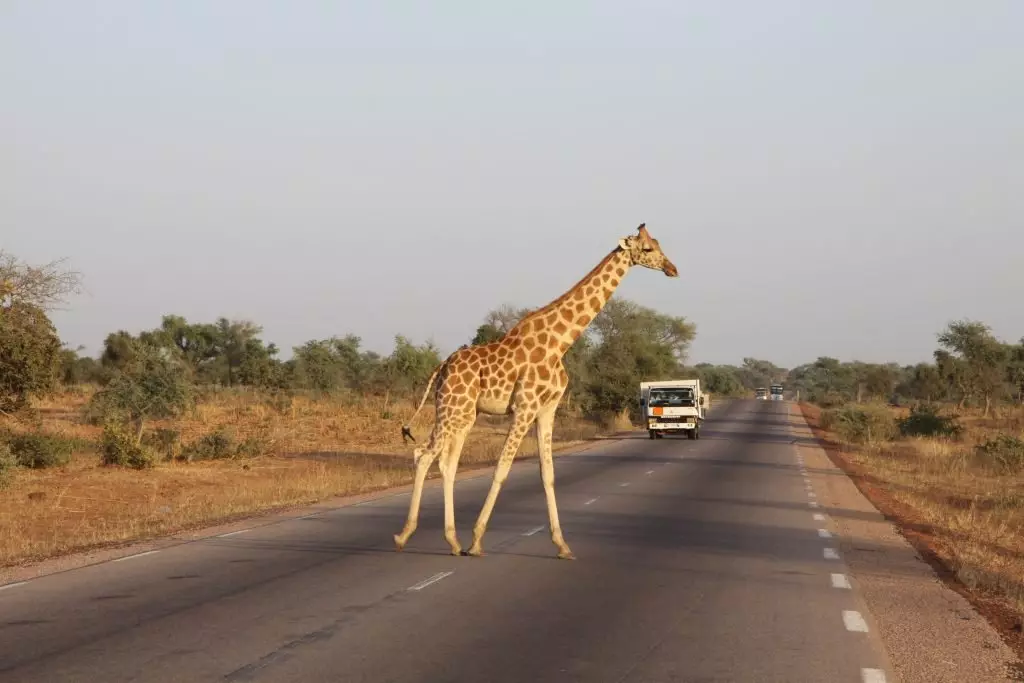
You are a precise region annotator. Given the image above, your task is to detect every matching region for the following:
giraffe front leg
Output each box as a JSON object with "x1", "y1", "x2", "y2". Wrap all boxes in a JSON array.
[
  {"x1": 466, "y1": 409, "x2": 535, "y2": 557},
  {"x1": 536, "y1": 401, "x2": 574, "y2": 560}
]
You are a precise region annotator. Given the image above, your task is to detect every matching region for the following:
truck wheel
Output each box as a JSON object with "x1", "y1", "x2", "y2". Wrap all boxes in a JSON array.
[
  {"x1": 694, "y1": 428, "x2": 701, "y2": 440},
  {"x1": 649, "y1": 430, "x2": 656, "y2": 440},
  {"x1": 655, "y1": 432, "x2": 664, "y2": 439}
]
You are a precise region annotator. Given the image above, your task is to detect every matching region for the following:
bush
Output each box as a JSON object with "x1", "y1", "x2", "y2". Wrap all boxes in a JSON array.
[
  {"x1": 975, "y1": 434, "x2": 1024, "y2": 472},
  {"x1": 825, "y1": 404, "x2": 898, "y2": 444},
  {"x1": 100, "y1": 422, "x2": 157, "y2": 469},
  {"x1": 0, "y1": 442, "x2": 16, "y2": 489},
  {"x1": 180, "y1": 427, "x2": 237, "y2": 462},
  {"x1": 142, "y1": 428, "x2": 180, "y2": 461},
  {"x1": 897, "y1": 403, "x2": 963, "y2": 439},
  {"x1": 6, "y1": 431, "x2": 74, "y2": 468}
]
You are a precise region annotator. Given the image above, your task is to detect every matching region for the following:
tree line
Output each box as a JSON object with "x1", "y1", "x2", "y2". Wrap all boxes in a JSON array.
[{"x1": 4, "y1": 249, "x2": 1020, "y2": 435}]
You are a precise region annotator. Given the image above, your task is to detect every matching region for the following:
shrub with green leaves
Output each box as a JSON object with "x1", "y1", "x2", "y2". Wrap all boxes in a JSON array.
[
  {"x1": 0, "y1": 441, "x2": 16, "y2": 488},
  {"x1": 897, "y1": 403, "x2": 963, "y2": 439},
  {"x1": 180, "y1": 427, "x2": 237, "y2": 462},
  {"x1": 975, "y1": 434, "x2": 1024, "y2": 472},
  {"x1": 86, "y1": 339, "x2": 194, "y2": 453},
  {"x1": 142, "y1": 428, "x2": 180, "y2": 462},
  {"x1": 6, "y1": 431, "x2": 74, "y2": 469},
  {"x1": 826, "y1": 404, "x2": 898, "y2": 444},
  {"x1": 100, "y1": 421, "x2": 157, "y2": 469}
]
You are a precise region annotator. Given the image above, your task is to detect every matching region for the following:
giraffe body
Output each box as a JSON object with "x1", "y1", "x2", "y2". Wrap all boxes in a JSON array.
[{"x1": 393, "y1": 223, "x2": 678, "y2": 558}]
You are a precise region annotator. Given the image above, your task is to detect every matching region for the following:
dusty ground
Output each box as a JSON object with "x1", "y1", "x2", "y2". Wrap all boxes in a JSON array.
[{"x1": 796, "y1": 402, "x2": 1024, "y2": 681}]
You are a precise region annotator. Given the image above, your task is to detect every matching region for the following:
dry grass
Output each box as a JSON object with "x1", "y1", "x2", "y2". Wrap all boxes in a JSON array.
[
  {"x1": 802, "y1": 402, "x2": 1024, "y2": 618},
  {"x1": 0, "y1": 387, "x2": 607, "y2": 568}
]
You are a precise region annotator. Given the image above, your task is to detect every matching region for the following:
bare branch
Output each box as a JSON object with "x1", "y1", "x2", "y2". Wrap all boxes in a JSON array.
[{"x1": 0, "y1": 250, "x2": 83, "y2": 312}]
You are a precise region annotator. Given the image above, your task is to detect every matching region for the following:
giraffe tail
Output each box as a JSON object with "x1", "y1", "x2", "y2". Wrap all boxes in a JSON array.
[{"x1": 401, "y1": 347, "x2": 463, "y2": 444}]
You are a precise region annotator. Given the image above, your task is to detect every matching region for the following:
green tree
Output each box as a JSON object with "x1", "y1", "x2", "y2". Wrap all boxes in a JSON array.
[
  {"x1": 937, "y1": 320, "x2": 1007, "y2": 416},
  {"x1": 88, "y1": 339, "x2": 195, "y2": 445},
  {"x1": 0, "y1": 303, "x2": 63, "y2": 412}
]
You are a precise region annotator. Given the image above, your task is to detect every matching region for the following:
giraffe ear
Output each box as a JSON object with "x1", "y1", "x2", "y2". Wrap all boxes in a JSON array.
[
  {"x1": 618, "y1": 238, "x2": 630, "y2": 250},
  {"x1": 636, "y1": 223, "x2": 653, "y2": 247}
]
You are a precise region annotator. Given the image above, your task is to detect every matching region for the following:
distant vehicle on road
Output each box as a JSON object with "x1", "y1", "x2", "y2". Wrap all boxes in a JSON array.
[
  {"x1": 640, "y1": 379, "x2": 706, "y2": 440},
  {"x1": 755, "y1": 387, "x2": 768, "y2": 400},
  {"x1": 770, "y1": 384, "x2": 784, "y2": 401}
]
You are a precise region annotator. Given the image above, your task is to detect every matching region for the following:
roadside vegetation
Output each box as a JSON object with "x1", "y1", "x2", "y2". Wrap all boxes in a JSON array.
[{"x1": 789, "y1": 322, "x2": 1024, "y2": 652}]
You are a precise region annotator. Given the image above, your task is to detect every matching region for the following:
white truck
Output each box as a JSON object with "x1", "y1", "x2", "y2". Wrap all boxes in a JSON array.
[{"x1": 639, "y1": 379, "x2": 707, "y2": 440}]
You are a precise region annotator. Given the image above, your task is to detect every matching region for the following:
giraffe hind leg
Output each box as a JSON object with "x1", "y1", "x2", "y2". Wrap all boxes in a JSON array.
[{"x1": 393, "y1": 423, "x2": 447, "y2": 551}]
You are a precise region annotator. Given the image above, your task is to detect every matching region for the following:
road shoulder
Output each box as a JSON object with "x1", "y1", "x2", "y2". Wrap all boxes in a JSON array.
[{"x1": 790, "y1": 403, "x2": 1022, "y2": 682}]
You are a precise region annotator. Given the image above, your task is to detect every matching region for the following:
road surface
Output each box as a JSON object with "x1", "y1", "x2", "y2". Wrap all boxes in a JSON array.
[{"x1": 0, "y1": 400, "x2": 895, "y2": 682}]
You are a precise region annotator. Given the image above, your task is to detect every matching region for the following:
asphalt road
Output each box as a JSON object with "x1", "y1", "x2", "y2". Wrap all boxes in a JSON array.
[{"x1": 0, "y1": 400, "x2": 896, "y2": 682}]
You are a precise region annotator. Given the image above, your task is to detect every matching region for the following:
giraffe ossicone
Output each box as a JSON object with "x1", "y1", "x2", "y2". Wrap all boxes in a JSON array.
[{"x1": 393, "y1": 223, "x2": 678, "y2": 559}]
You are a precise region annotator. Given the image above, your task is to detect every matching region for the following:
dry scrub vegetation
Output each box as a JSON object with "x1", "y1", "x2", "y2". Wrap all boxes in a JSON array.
[
  {"x1": 800, "y1": 401, "x2": 1024, "y2": 636},
  {"x1": 0, "y1": 387, "x2": 607, "y2": 567}
]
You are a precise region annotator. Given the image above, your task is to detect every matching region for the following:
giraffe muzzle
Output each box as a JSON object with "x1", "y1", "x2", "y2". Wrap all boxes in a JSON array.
[{"x1": 663, "y1": 261, "x2": 679, "y2": 277}]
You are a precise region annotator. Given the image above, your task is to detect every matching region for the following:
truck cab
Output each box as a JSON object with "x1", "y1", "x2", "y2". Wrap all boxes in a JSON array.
[
  {"x1": 755, "y1": 387, "x2": 768, "y2": 400},
  {"x1": 770, "y1": 384, "x2": 784, "y2": 401},
  {"x1": 639, "y1": 379, "x2": 705, "y2": 440}
]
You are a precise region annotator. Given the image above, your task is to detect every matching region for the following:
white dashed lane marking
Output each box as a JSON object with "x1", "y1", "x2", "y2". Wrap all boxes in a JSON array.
[
  {"x1": 824, "y1": 548, "x2": 840, "y2": 560},
  {"x1": 831, "y1": 573, "x2": 852, "y2": 589},
  {"x1": 111, "y1": 550, "x2": 160, "y2": 562},
  {"x1": 809, "y1": 501, "x2": 820, "y2": 508},
  {"x1": 818, "y1": 529, "x2": 832, "y2": 539},
  {"x1": 861, "y1": 668, "x2": 887, "y2": 683},
  {"x1": 523, "y1": 525, "x2": 545, "y2": 536},
  {"x1": 619, "y1": 482, "x2": 630, "y2": 487},
  {"x1": 407, "y1": 571, "x2": 453, "y2": 592},
  {"x1": 813, "y1": 513, "x2": 826, "y2": 521},
  {"x1": 645, "y1": 470, "x2": 654, "y2": 475},
  {"x1": 584, "y1": 498, "x2": 598, "y2": 506},
  {"x1": 843, "y1": 610, "x2": 869, "y2": 632}
]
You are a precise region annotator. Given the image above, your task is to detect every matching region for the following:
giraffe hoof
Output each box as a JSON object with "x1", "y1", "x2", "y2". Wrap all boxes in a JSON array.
[
  {"x1": 393, "y1": 534, "x2": 405, "y2": 551},
  {"x1": 557, "y1": 550, "x2": 576, "y2": 560},
  {"x1": 465, "y1": 546, "x2": 484, "y2": 557}
]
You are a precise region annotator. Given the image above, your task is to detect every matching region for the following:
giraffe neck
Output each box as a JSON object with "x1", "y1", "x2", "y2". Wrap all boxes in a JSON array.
[{"x1": 508, "y1": 248, "x2": 632, "y2": 356}]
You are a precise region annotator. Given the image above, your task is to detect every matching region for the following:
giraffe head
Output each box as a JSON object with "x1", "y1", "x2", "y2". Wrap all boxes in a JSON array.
[{"x1": 618, "y1": 224, "x2": 678, "y2": 277}]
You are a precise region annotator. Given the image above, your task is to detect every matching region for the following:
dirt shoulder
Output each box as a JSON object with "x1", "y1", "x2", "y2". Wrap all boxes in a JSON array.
[{"x1": 792, "y1": 402, "x2": 1023, "y2": 682}]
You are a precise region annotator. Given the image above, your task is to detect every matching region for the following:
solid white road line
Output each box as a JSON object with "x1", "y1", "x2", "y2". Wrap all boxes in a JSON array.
[
  {"x1": 824, "y1": 548, "x2": 840, "y2": 560},
  {"x1": 0, "y1": 581, "x2": 27, "y2": 592},
  {"x1": 831, "y1": 573, "x2": 852, "y2": 589},
  {"x1": 112, "y1": 550, "x2": 160, "y2": 562},
  {"x1": 843, "y1": 610, "x2": 869, "y2": 632},
  {"x1": 818, "y1": 528, "x2": 832, "y2": 538},
  {"x1": 523, "y1": 525, "x2": 545, "y2": 536},
  {"x1": 217, "y1": 529, "x2": 249, "y2": 538},
  {"x1": 584, "y1": 498, "x2": 598, "y2": 505},
  {"x1": 861, "y1": 668, "x2": 887, "y2": 683},
  {"x1": 405, "y1": 573, "x2": 454, "y2": 593}
]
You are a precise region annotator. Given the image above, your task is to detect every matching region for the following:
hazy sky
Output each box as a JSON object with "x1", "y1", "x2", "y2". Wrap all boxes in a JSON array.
[{"x1": 4, "y1": 2, "x2": 1021, "y2": 369}]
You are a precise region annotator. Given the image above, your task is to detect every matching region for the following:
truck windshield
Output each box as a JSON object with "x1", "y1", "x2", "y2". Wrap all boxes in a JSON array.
[
  {"x1": 648, "y1": 388, "x2": 695, "y2": 407},
  {"x1": 771, "y1": 386, "x2": 783, "y2": 394}
]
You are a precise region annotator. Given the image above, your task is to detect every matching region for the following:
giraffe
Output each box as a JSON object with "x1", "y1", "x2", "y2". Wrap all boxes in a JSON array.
[{"x1": 393, "y1": 223, "x2": 678, "y2": 559}]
